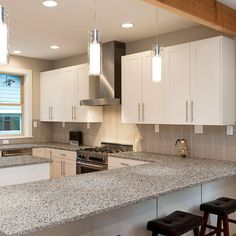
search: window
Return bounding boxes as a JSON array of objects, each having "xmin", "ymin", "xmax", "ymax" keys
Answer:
[{"xmin": 0, "ymin": 74, "xmax": 24, "ymax": 136}]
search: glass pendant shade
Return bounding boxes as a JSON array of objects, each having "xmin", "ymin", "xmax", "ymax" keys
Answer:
[
  {"xmin": 89, "ymin": 29, "xmax": 101, "ymax": 76},
  {"xmin": 0, "ymin": 6, "xmax": 8, "ymax": 65},
  {"xmin": 152, "ymin": 45, "xmax": 162, "ymax": 82}
]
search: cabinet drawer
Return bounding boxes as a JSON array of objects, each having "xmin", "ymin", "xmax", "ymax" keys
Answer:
[
  {"xmin": 32, "ymin": 148, "xmax": 51, "ymax": 159},
  {"xmin": 50, "ymin": 149, "xmax": 76, "ymax": 160},
  {"xmin": 108, "ymin": 157, "xmax": 148, "ymax": 169}
]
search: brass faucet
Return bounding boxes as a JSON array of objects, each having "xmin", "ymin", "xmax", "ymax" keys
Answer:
[{"xmin": 175, "ymin": 138, "xmax": 189, "ymax": 158}]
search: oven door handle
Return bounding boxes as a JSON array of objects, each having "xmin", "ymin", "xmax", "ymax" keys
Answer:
[{"xmin": 77, "ymin": 161, "xmax": 106, "ymax": 170}]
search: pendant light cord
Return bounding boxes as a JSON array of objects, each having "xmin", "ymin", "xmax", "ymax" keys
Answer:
[
  {"xmin": 93, "ymin": 0, "xmax": 97, "ymax": 29},
  {"xmin": 155, "ymin": 7, "xmax": 159, "ymax": 45}
]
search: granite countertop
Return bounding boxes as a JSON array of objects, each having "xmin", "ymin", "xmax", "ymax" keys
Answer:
[
  {"xmin": 0, "ymin": 155, "xmax": 51, "ymax": 169},
  {"xmin": 0, "ymin": 153, "xmax": 236, "ymax": 236},
  {"xmin": 0, "ymin": 143, "xmax": 90, "ymax": 152}
]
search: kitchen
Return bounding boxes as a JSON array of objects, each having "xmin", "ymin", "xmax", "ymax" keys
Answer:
[{"xmin": 0, "ymin": 0, "xmax": 236, "ymax": 236}]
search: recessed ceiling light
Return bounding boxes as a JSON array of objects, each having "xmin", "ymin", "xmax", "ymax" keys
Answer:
[
  {"xmin": 42, "ymin": 0, "xmax": 58, "ymax": 7},
  {"xmin": 50, "ymin": 45, "xmax": 60, "ymax": 49},
  {"xmin": 121, "ymin": 23, "xmax": 134, "ymax": 29},
  {"xmin": 13, "ymin": 50, "xmax": 22, "ymax": 54}
]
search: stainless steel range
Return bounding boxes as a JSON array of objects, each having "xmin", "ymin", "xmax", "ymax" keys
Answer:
[{"xmin": 76, "ymin": 142, "xmax": 133, "ymax": 174}]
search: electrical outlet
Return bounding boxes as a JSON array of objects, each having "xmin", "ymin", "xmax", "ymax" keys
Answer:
[
  {"xmin": 62, "ymin": 122, "xmax": 65, "ymax": 128},
  {"xmin": 194, "ymin": 125, "xmax": 203, "ymax": 134},
  {"xmin": 3, "ymin": 140, "xmax": 9, "ymax": 145},
  {"xmin": 154, "ymin": 124, "xmax": 159, "ymax": 133},
  {"xmin": 87, "ymin": 122, "xmax": 91, "ymax": 129},
  {"xmin": 33, "ymin": 121, "xmax": 38, "ymax": 128},
  {"xmin": 227, "ymin": 126, "xmax": 234, "ymax": 136}
]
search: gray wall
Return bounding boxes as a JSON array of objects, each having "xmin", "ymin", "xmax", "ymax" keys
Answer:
[{"xmin": 0, "ymin": 55, "xmax": 53, "ymax": 144}]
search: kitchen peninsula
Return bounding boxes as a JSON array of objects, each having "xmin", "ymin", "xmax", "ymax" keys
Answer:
[
  {"xmin": 0, "ymin": 153, "xmax": 235, "ymax": 236},
  {"xmin": 0, "ymin": 156, "xmax": 50, "ymax": 186}
]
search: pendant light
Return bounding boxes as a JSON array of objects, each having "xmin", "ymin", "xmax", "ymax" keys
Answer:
[
  {"xmin": 88, "ymin": 0, "xmax": 102, "ymax": 76},
  {"xmin": 0, "ymin": 5, "xmax": 8, "ymax": 65},
  {"xmin": 152, "ymin": 8, "xmax": 162, "ymax": 82}
]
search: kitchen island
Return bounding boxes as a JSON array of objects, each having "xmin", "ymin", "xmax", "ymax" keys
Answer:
[
  {"xmin": 0, "ymin": 156, "xmax": 50, "ymax": 187},
  {"xmin": 0, "ymin": 153, "xmax": 236, "ymax": 236}
]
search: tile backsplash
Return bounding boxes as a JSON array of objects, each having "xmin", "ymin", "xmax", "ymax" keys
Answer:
[{"xmin": 51, "ymin": 106, "xmax": 236, "ymax": 162}]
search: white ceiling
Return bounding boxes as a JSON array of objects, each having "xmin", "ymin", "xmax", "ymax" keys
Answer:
[
  {"xmin": 218, "ymin": 0, "xmax": 236, "ymax": 9},
  {"xmin": 2, "ymin": 0, "xmax": 197, "ymax": 60}
]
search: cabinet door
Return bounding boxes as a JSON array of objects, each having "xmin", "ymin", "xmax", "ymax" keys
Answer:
[
  {"xmin": 76, "ymin": 64, "xmax": 103, "ymax": 122},
  {"xmin": 165, "ymin": 43, "xmax": 191, "ymax": 124},
  {"xmin": 51, "ymin": 71, "xmax": 65, "ymax": 121},
  {"xmin": 64, "ymin": 159, "xmax": 76, "ymax": 176},
  {"xmin": 51, "ymin": 157, "xmax": 62, "ymax": 179},
  {"xmin": 40, "ymin": 73, "xmax": 53, "ymax": 121},
  {"xmin": 191, "ymin": 37, "xmax": 221, "ymax": 125},
  {"xmin": 121, "ymin": 53, "xmax": 142, "ymax": 123},
  {"xmin": 142, "ymin": 51, "xmax": 164, "ymax": 124},
  {"xmin": 62, "ymin": 67, "xmax": 77, "ymax": 122}
]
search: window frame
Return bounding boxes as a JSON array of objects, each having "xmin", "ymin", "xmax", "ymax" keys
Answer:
[
  {"xmin": 0, "ymin": 67, "xmax": 32, "ymax": 139},
  {"xmin": 0, "ymin": 75, "xmax": 24, "ymax": 137}
]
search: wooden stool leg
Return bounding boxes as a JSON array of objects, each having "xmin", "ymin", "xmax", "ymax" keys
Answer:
[
  {"xmin": 200, "ymin": 212, "xmax": 209, "ymax": 236},
  {"xmin": 222, "ymin": 216, "xmax": 229, "ymax": 236},
  {"xmin": 193, "ymin": 227, "xmax": 199, "ymax": 236},
  {"xmin": 217, "ymin": 215, "xmax": 222, "ymax": 236}
]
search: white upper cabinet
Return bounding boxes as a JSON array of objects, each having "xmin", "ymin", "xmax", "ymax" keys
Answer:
[
  {"xmin": 164, "ymin": 36, "xmax": 235, "ymax": 125},
  {"xmin": 122, "ymin": 36, "xmax": 235, "ymax": 125},
  {"xmin": 122, "ymin": 52, "xmax": 142, "ymax": 123},
  {"xmin": 122, "ymin": 51, "xmax": 164, "ymax": 124},
  {"xmin": 164, "ymin": 43, "xmax": 191, "ymax": 124},
  {"xmin": 40, "ymin": 64, "xmax": 103, "ymax": 123},
  {"xmin": 190, "ymin": 36, "xmax": 235, "ymax": 125}
]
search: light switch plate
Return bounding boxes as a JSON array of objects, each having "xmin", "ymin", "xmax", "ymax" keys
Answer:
[
  {"xmin": 154, "ymin": 124, "xmax": 159, "ymax": 133},
  {"xmin": 3, "ymin": 140, "xmax": 9, "ymax": 145},
  {"xmin": 33, "ymin": 121, "xmax": 38, "ymax": 128},
  {"xmin": 227, "ymin": 126, "xmax": 234, "ymax": 136},
  {"xmin": 194, "ymin": 125, "xmax": 203, "ymax": 134}
]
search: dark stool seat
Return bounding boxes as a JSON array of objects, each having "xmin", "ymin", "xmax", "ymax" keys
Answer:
[
  {"xmin": 200, "ymin": 197, "xmax": 236, "ymax": 236},
  {"xmin": 200, "ymin": 197, "xmax": 236, "ymax": 216},
  {"xmin": 147, "ymin": 211, "xmax": 203, "ymax": 236}
]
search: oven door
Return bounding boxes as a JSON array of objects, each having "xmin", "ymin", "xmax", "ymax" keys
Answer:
[{"xmin": 76, "ymin": 161, "xmax": 107, "ymax": 174}]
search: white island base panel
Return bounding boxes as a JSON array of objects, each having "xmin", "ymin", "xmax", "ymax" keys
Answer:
[
  {"xmin": 0, "ymin": 163, "xmax": 50, "ymax": 186},
  {"xmin": 30, "ymin": 176, "xmax": 236, "ymax": 236}
]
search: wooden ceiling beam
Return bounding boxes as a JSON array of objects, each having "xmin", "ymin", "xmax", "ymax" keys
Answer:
[{"xmin": 143, "ymin": 0, "xmax": 236, "ymax": 36}]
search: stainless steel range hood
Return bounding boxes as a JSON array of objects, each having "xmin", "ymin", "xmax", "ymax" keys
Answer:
[{"xmin": 80, "ymin": 41, "xmax": 126, "ymax": 106}]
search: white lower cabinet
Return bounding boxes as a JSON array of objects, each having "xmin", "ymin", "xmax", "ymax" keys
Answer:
[
  {"xmin": 40, "ymin": 64, "xmax": 103, "ymax": 123},
  {"xmin": 32, "ymin": 148, "xmax": 76, "ymax": 179},
  {"xmin": 108, "ymin": 157, "xmax": 149, "ymax": 169}
]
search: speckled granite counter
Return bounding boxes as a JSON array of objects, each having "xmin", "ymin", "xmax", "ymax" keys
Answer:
[
  {"xmin": 0, "ymin": 155, "xmax": 51, "ymax": 169},
  {"xmin": 0, "ymin": 143, "xmax": 90, "ymax": 152},
  {"xmin": 0, "ymin": 153, "xmax": 236, "ymax": 236}
]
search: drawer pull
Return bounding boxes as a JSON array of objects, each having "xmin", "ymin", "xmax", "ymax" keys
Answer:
[{"xmin": 120, "ymin": 163, "xmax": 130, "ymax": 166}]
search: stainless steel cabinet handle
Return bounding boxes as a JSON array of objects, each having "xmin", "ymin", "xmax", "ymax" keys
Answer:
[
  {"xmin": 74, "ymin": 106, "xmax": 76, "ymax": 120},
  {"xmin": 61, "ymin": 160, "xmax": 63, "ymax": 176},
  {"xmin": 138, "ymin": 103, "xmax": 140, "ymax": 122},
  {"xmin": 191, "ymin": 101, "xmax": 194, "ymax": 122},
  {"xmin": 49, "ymin": 107, "xmax": 51, "ymax": 120},
  {"xmin": 72, "ymin": 106, "xmax": 74, "ymax": 120},
  {"xmin": 120, "ymin": 163, "xmax": 130, "ymax": 166},
  {"xmin": 142, "ymin": 103, "xmax": 144, "ymax": 122},
  {"xmin": 186, "ymin": 101, "xmax": 188, "ymax": 122}
]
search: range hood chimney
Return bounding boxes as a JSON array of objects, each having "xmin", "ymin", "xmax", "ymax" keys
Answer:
[{"xmin": 80, "ymin": 41, "xmax": 126, "ymax": 106}]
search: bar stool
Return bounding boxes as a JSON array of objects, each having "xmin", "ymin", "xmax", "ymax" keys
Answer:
[
  {"xmin": 147, "ymin": 211, "xmax": 203, "ymax": 236},
  {"xmin": 200, "ymin": 197, "xmax": 236, "ymax": 236}
]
